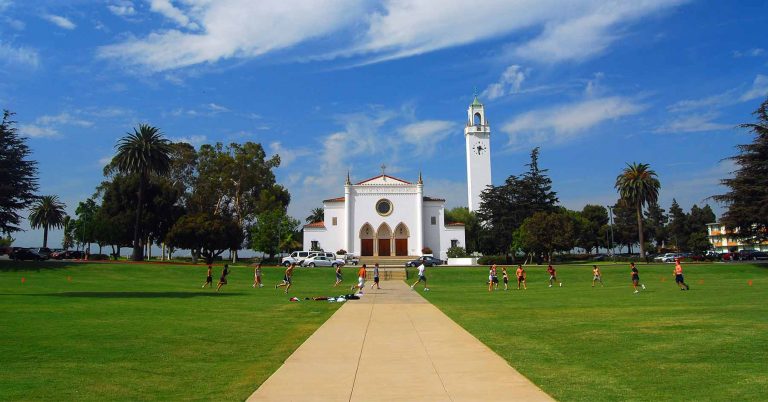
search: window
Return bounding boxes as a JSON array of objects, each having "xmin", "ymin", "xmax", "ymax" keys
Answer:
[
  {"xmin": 431, "ymin": 216, "xmax": 436, "ymax": 225},
  {"xmin": 332, "ymin": 217, "xmax": 337, "ymax": 226},
  {"xmin": 311, "ymin": 241, "xmax": 319, "ymax": 250},
  {"xmin": 451, "ymin": 239, "xmax": 459, "ymax": 248},
  {"xmin": 376, "ymin": 199, "xmax": 393, "ymax": 216}
]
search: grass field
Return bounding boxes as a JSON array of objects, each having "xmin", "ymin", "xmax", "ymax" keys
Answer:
[
  {"xmin": 411, "ymin": 262, "xmax": 768, "ymax": 401},
  {"xmin": 0, "ymin": 261, "xmax": 352, "ymax": 401}
]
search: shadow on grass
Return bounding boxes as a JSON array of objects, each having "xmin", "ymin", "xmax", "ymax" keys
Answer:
[
  {"xmin": 0, "ymin": 260, "xmax": 91, "ymax": 272},
  {"xmin": 5, "ymin": 291, "xmax": 244, "ymax": 298}
]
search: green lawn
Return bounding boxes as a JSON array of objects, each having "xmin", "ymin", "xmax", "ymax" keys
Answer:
[
  {"xmin": 412, "ymin": 262, "xmax": 768, "ymax": 401},
  {"xmin": 0, "ymin": 261, "xmax": 349, "ymax": 401}
]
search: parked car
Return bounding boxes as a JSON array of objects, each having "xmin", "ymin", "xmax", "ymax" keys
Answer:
[
  {"xmin": 10, "ymin": 248, "xmax": 45, "ymax": 261},
  {"xmin": 281, "ymin": 251, "xmax": 312, "ymax": 266},
  {"xmin": 405, "ymin": 256, "xmax": 445, "ymax": 267},
  {"xmin": 30, "ymin": 247, "xmax": 52, "ymax": 260},
  {"xmin": 301, "ymin": 255, "xmax": 345, "ymax": 268},
  {"xmin": 339, "ymin": 253, "xmax": 359, "ymax": 265},
  {"xmin": 737, "ymin": 249, "xmax": 768, "ymax": 261},
  {"xmin": 654, "ymin": 253, "xmax": 683, "ymax": 263},
  {"xmin": 308, "ymin": 251, "xmax": 336, "ymax": 259}
]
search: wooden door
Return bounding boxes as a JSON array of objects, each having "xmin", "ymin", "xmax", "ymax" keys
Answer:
[
  {"xmin": 378, "ymin": 238, "xmax": 391, "ymax": 256},
  {"xmin": 361, "ymin": 239, "xmax": 373, "ymax": 256},
  {"xmin": 395, "ymin": 239, "xmax": 408, "ymax": 256}
]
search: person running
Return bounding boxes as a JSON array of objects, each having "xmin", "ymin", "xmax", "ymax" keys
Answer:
[
  {"xmin": 276, "ymin": 263, "xmax": 295, "ymax": 293},
  {"xmin": 216, "ymin": 264, "xmax": 230, "ymax": 292},
  {"xmin": 202, "ymin": 264, "xmax": 213, "ymax": 288},
  {"xmin": 370, "ymin": 263, "xmax": 381, "ymax": 289},
  {"xmin": 592, "ymin": 265, "xmax": 604, "ymax": 287},
  {"xmin": 334, "ymin": 264, "xmax": 343, "ymax": 287},
  {"xmin": 673, "ymin": 258, "xmax": 690, "ymax": 290},
  {"xmin": 411, "ymin": 261, "xmax": 429, "ymax": 291},
  {"xmin": 502, "ymin": 267, "xmax": 510, "ymax": 291},
  {"xmin": 352, "ymin": 264, "xmax": 367, "ymax": 293},
  {"xmin": 252, "ymin": 263, "xmax": 263, "ymax": 288},
  {"xmin": 547, "ymin": 264, "xmax": 562, "ymax": 287},
  {"xmin": 516, "ymin": 265, "xmax": 527, "ymax": 290},
  {"xmin": 630, "ymin": 262, "xmax": 646, "ymax": 293}
]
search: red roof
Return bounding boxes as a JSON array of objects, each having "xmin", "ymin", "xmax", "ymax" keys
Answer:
[
  {"xmin": 355, "ymin": 174, "xmax": 412, "ymax": 185},
  {"xmin": 446, "ymin": 222, "xmax": 465, "ymax": 226},
  {"xmin": 423, "ymin": 196, "xmax": 445, "ymax": 202},
  {"xmin": 304, "ymin": 221, "xmax": 325, "ymax": 228},
  {"xmin": 323, "ymin": 196, "xmax": 345, "ymax": 203}
]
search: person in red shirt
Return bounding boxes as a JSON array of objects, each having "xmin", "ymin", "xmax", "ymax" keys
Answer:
[
  {"xmin": 352, "ymin": 264, "xmax": 367, "ymax": 293},
  {"xmin": 673, "ymin": 259, "xmax": 690, "ymax": 290},
  {"xmin": 547, "ymin": 265, "xmax": 561, "ymax": 287}
]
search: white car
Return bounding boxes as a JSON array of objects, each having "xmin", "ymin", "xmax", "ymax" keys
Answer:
[
  {"xmin": 301, "ymin": 255, "xmax": 345, "ymax": 268},
  {"xmin": 281, "ymin": 251, "xmax": 312, "ymax": 266},
  {"xmin": 654, "ymin": 253, "xmax": 683, "ymax": 263}
]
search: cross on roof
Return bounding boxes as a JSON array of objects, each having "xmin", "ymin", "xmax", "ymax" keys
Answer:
[{"xmin": 381, "ymin": 164, "xmax": 386, "ymax": 176}]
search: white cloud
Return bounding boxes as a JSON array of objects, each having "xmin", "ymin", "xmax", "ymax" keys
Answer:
[
  {"xmin": 0, "ymin": 41, "xmax": 39, "ymax": 68},
  {"xmin": 207, "ymin": 103, "xmax": 229, "ymax": 113},
  {"xmin": 149, "ymin": 0, "xmax": 198, "ymax": 29},
  {"xmin": 502, "ymin": 96, "xmax": 645, "ymax": 147},
  {"xmin": 18, "ymin": 112, "xmax": 95, "ymax": 138},
  {"xmin": 43, "ymin": 14, "xmax": 76, "ymax": 30},
  {"xmin": 655, "ymin": 113, "xmax": 731, "ymax": 133},
  {"xmin": 667, "ymin": 91, "xmax": 735, "ymax": 113},
  {"xmin": 99, "ymin": 0, "xmax": 365, "ymax": 72},
  {"xmin": 398, "ymin": 120, "xmax": 454, "ymax": 156},
  {"xmin": 37, "ymin": 112, "xmax": 94, "ymax": 127},
  {"xmin": 482, "ymin": 65, "xmax": 526, "ymax": 100},
  {"xmin": 269, "ymin": 141, "xmax": 310, "ymax": 167},
  {"xmin": 169, "ymin": 134, "xmax": 207, "ymax": 146},
  {"xmin": 740, "ymin": 74, "xmax": 768, "ymax": 102},
  {"xmin": 108, "ymin": 1, "xmax": 136, "ymax": 16},
  {"xmin": 98, "ymin": 0, "xmax": 687, "ymax": 72},
  {"xmin": 733, "ymin": 48, "xmax": 765, "ymax": 58},
  {"xmin": 18, "ymin": 124, "xmax": 60, "ymax": 138}
]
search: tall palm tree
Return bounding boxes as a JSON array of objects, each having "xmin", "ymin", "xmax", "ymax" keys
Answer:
[
  {"xmin": 615, "ymin": 162, "xmax": 661, "ymax": 259},
  {"xmin": 112, "ymin": 124, "xmax": 171, "ymax": 261},
  {"xmin": 28, "ymin": 195, "xmax": 67, "ymax": 248}
]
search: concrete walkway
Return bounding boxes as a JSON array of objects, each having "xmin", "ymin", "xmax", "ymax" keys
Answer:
[{"xmin": 248, "ymin": 281, "xmax": 553, "ymax": 402}]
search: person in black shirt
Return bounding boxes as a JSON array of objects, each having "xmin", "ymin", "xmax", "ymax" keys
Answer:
[{"xmin": 217, "ymin": 264, "xmax": 230, "ymax": 292}]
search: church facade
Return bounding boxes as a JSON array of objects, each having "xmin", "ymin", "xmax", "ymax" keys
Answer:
[{"xmin": 303, "ymin": 96, "xmax": 491, "ymax": 259}]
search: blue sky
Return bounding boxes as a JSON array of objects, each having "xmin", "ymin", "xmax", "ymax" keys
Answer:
[{"xmin": 2, "ymin": 0, "xmax": 767, "ymax": 248}]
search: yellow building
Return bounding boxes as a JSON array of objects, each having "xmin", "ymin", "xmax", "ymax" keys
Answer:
[{"xmin": 707, "ymin": 223, "xmax": 768, "ymax": 252}]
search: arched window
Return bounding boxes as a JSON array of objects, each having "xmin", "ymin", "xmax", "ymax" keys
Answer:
[{"xmin": 474, "ymin": 112, "xmax": 482, "ymax": 126}]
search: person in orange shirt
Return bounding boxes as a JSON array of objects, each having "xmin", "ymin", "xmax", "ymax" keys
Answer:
[
  {"xmin": 352, "ymin": 264, "xmax": 367, "ymax": 293},
  {"xmin": 515, "ymin": 265, "xmax": 527, "ymax": 290},
  {"xmin": 674, "ymin": 259, "xmax": 690, "ymax": 290}
]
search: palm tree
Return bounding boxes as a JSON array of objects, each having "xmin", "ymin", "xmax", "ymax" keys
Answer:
[
  {"xmin": 306, "ymin": 207, "xmax": 324, "ymax": 223},
  {"xmin": 28, "ymin": 195, "xmax": 67, "ymax": 248},
  {"xmin": 615, "ymin": 162, "xmax": 661, "ymax": 259},
  {"xmin": 112, "ymin": 124, "xmax": 171, "ymax": 261}
]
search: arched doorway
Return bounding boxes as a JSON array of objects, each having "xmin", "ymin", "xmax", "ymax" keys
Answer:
[
  {"xmin": 359, "ymin": 223, "xmax": 374, "ymax": 256},
  {"xmin": 376, "ymin": 223, "xmax": 392, "ymax": 256},
  {"xmin": 394, "ymin": 222, "xmax": 409, "ymax": 256}
]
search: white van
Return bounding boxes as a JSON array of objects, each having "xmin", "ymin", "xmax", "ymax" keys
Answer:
[{"xmin": 282, "ymin": 251, "xmax": 312, "ymax": 266}]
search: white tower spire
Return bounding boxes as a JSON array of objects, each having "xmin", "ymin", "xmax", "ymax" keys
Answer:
[{"xmin": 465, "ymin": 92, "xmax": 492, "ymax": 212}]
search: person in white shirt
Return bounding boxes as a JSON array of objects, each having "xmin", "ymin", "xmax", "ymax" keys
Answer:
[{"xmin": 410, "ymin": 259, "xmax": 429, "ymax": 291}]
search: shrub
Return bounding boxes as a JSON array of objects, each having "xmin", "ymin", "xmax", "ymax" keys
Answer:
[
  {"xmin": 89, "ymin": 254, "xmax": 110, "ymax": 261},
  {"xmin": 477, "ymin": 255, "xmax": 512, "ymax": 265},
  {"xmin": 336, "ymin": 249, "xmax": 347, "ymax": 255},
  {"xmin": 446, "ymin": 246, "xmax": 468, "ymax": 258},
  {"xmin": 421, "ymin": 247, "xmax": 433, "ymax": 255}
]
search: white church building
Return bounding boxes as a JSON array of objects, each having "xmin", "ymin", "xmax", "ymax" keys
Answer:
[{"xmin": 303, "ymin": 95, "xmax": 491, "ymax": 259}]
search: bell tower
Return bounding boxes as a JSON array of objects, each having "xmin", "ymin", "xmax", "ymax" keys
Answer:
[{"xmin": 465, "ymin": 93, "xmax": 492, "ymax": 212}]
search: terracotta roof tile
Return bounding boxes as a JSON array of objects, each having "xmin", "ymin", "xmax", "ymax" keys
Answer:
[
  {"xmin": 323, "ymin": 196, "xmax": 345, "ymax": 203},
  {"xmin": 304, "ymin": 221, "xmax": 326, "ymax": 228},
  {"xmin": 423, "ymin": 196, "xmax": 445, "ymax": 202},
  {"xmin": 446, "ymin": 222, "xmax": 465, "ymax": 226}
]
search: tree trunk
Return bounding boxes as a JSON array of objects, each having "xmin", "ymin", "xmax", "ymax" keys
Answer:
[
  {"xmin": 43, "ymin": 225, "xmax": 49, "ymax": 248},
  {"xmin": 636, "ymin": 203, "xmax": 645, "ymax": 259},
  {"xmin": 147, "ymin": 236, "xmax": 152, "ymax": 260},
  {"xmin": 132, "ymin": 175, "xmax": 145, "ymax": 261}
]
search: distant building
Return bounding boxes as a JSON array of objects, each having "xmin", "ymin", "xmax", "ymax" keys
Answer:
[{"xmin": 707, "ymin": 223, "xmax": 768, "ymax": 252}]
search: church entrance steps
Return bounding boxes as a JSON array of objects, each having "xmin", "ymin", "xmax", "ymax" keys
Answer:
[{"xmin": 358, "ymin": 255, "xmax": 418, "ymax": 268}]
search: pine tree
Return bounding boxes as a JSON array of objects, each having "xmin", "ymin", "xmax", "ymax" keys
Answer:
[
  {"xmin": 644, "ymin": 202, "xmax": 668, "ymax": 250},
  {"xmin": 667, "ymin": 199, "xmax": 687, "ymax": 251},
  {"xmin": 714, "ymin": 97, "xmax": 768, "ymax": 242},
  {"xmin": 0, "ymin": 111, "xmax": 39, "ymax": 234}
]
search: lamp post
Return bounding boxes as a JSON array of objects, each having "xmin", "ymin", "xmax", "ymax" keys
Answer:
[{"xmin": 607, "ymin": 205, "xmax": 615, "ymax": 260}]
